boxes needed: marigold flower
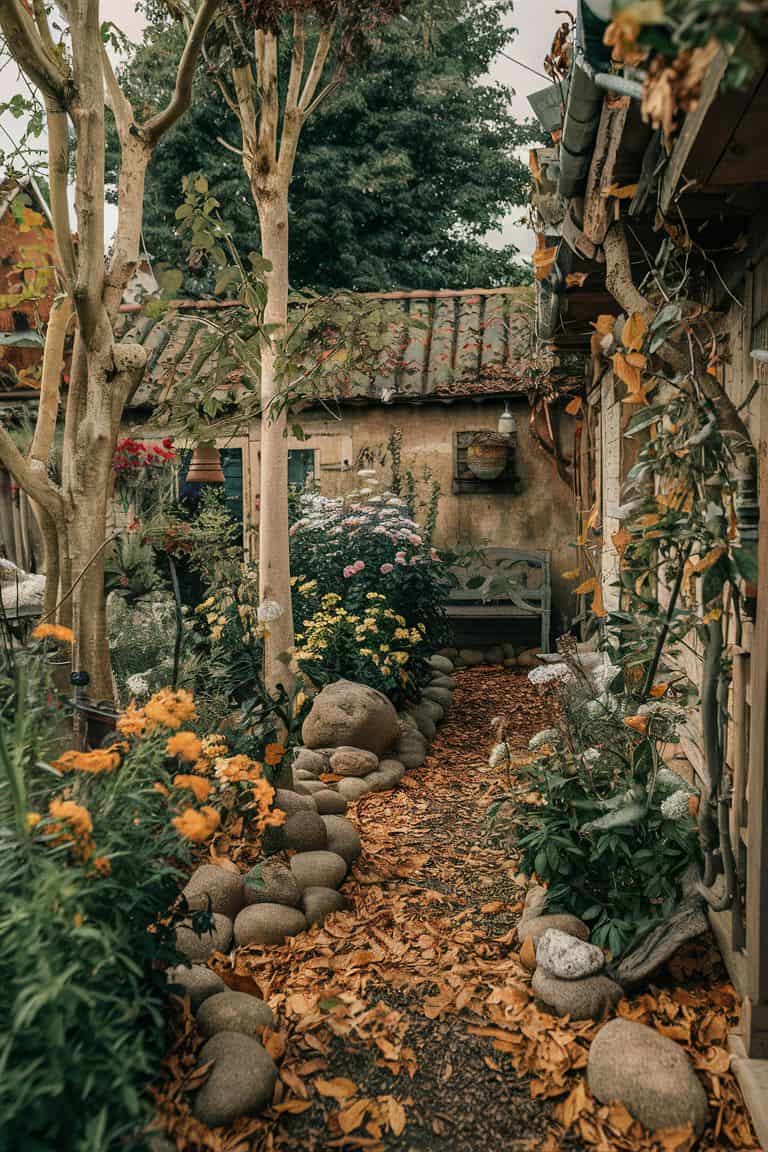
[53,748,120,774]
[117,703,148,738]
[31,623,74,644]
[173,774,212,802]
[144,688,197,731]
[166,731,203,763]
[215,754,263,783]
[48,798,92,837]
[93,856,111,876]
[264,742,285,767]
[172,806,221,843]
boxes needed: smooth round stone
[274,788,317,815]
[536,929,605,980]
[519,914,589,947]
[301,679,399,755]
[423,685,453,708]
[532,968,623,1020]
[429,674,457,690]
[409,706,436,741]
[588,1019,708,1134]
[183,865,245,919]
[233,903,307,947]
[293,749,325,776]
[290,850,347,892]
[484,645,504,665]
[419,698,444,722]
[502,643,517,659]
[313,789,348,815]
[365,761,405,793]
[283,810,328,852]
[516,647,542,669]
[243,859,301,908]
[166,963,226,1010]
[458,648,484,666]
[396,744,427,769]
[302,886,346,926]
[197,990,275,1038]
[193,1031,277,1126]
[295,768,317,781]
[503,657,518,668]
[294,780,326,796]
[329,747,379,777]
[321,815,361,864]
[519,884,548,928]
[428,654,454,674]
[336,777,371,802]
[175,913,233,962]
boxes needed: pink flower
[394,551,407,565]
[380,563,394,574]
[353,560,365,572]
[408,533,422,546]
[343,565,355,578]
[430,548,440,562]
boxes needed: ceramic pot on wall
[466,432,508,480]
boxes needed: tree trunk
[256,190,296,698]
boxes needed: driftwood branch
[142,0,220,143]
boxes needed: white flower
[357,468,378,479]
[126,672,151,698]
[257,599,283,622]
[661,790,692,820]
[582,747,601,765]
[529,728,560,751]
[527,663,571,688]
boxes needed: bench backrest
[448,548,550,614]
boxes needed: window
[288,448,316,489]
[452,430,520,495]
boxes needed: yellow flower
[172,806,221,843]
[392,651,409,665]
[173,774,212,802]
[31,623,74,644]
[73,913,84,928]
[379,644,390,653]
[202,735,228,758]
[53,748,120,775]
[48,798,92,837]
[166,731,203,763]
[26,812,41,830]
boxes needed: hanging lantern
[186,444,225,484]
[498,401,517,440]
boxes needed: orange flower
[172,806,221,843]
[48,798,92,837]
[173,774,212,802]
[93,856,111,876]
[251,777,275,807]
[214,754,263,784]
[623,715,649,736]
[144,688,197,732]
[264,742,286,766]
[118,703,148,738]
[26,812,41,830]
[166,731,203,763]
[31,622,74,645]
[649,683,669,698]
[53,748,121,775]
[154,781,169,797]
[201,735,228,758]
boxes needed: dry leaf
[565,397,583,416]
[272,1099,314,1114]
[574,577,597,596]
[337,1098,371,1134]
[533,245,558,281]
[386,1097,407,1136]
[316,1077,358,1101]
[566,272,589,288]
[601,182,639,200]
[622,311,648,352]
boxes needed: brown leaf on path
[315,1077,358,1101]
[337,1097,371,1134]
[271,1099,313,1114]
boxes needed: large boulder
[175,913,233,962]
[329,747,379,777]
[290,850,347,892]
[193,1032,277,1126]
[532,969,623,1020]
[302,886,346,927]
[321,815,362,864]
[536,929,605,980]
[302,679,399,755]
[183,865,245,920]
[166,963,226,1010]
[282,810,328,853]
[243,859,301,908]
[233,903,308,947]
[588,1019,709,1134]
[197,991,275,1038]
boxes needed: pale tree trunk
[257,191,296,695]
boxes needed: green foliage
[0,662,193,1151]
[111,0,541,291]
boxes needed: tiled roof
[119,286,539,407]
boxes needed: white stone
[536,928,605,980]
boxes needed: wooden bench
[446,548,551,653]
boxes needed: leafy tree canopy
[111,0,542,292]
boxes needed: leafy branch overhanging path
[157,669,757,1152]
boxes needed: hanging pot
[186,444,225,484]
[467,432,508,480]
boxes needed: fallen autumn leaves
[153,668,758,1152]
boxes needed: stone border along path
[157,666,758,1152]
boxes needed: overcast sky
[0,1,561,269]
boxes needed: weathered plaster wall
[272,397,577,624]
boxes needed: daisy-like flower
[173,774,212,802]
[172,806,220,843]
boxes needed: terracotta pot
[467,433,508,480]
[186,444,225,484]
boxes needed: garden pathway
[159,669,757,1152]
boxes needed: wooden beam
[660,47,729,215]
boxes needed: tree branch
[298,23,334,114]
[231,62,258,176]
[0,422,61,519]
[44,96,76,288]
[0,0,67,102]
[30,292,72,471]
[142,0,220,143]
[284,12,306,116]
[256,29,279,174]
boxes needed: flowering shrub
[294,592,427,705]
[491,651,700,957]
[289,490,454,700]
[0,668,282,1148]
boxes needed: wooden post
[744,383,768,1058]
